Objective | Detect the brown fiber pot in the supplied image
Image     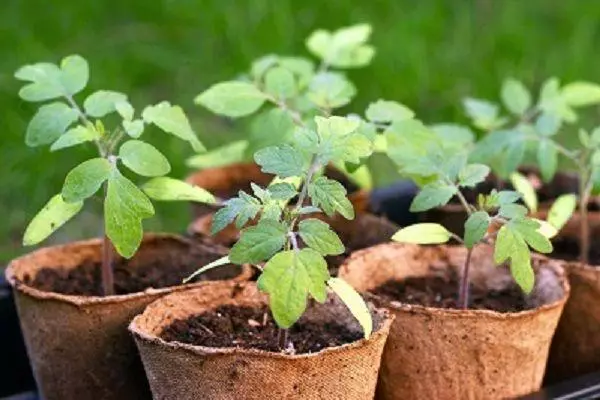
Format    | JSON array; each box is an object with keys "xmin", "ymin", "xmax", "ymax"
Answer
[
  {"xmin": 5, "ymin": 234, "xmax": 252, "ymax": 400},
  {"xmin": 338, "ymin": 243, "xmax": 570, "ymax": 400},
  {"xmin": 130, "ymin": 281, "xmax": 394, "ymax": 400},
  {"xmin": 186, "ymin": 162, "xmax": 371, "ymax": 218}
]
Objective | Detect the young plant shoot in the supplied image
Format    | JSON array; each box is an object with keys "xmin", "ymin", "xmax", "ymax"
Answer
[
  {"xmin": 377, "ymin": 102, "xmax": 557, "ymax": 308},
  {"xmin": 17, "ymin": 55, "xmax": 215, "ymax": 295},
  {"xmin": 465, "ymin": 78, "xmax": 600, "ymax": 263},
  {"xmin": 189, "ymin": 25, "xmax": 377, "ymax": 348}
]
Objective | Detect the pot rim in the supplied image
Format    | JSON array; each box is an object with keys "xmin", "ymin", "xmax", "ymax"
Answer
[
  {"xmin": 341, "ymin": 243, "xmax": 571, "ymax": 321},
  {"xmin": 128, "ymin": 283, "xmax": 395, "ymax": 361},
  {"xmin": 5, "ymin": 233, "xmax": 252, "ymax": 308}
]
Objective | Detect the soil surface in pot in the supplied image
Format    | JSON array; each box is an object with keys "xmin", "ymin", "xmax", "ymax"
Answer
[
  {"xmin": 160, "ymin": 304, "xmax": 362, "ymax": 354},
  {"xmin": 23, "ymin": 258, "xmax": 239, "ymax": 296},
  {"xmin": 372, "ymin": 269, "xmax": 529, "ymax": 312}
]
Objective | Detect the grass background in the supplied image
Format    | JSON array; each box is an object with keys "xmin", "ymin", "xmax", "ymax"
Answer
[{"xmin": 1, "ymin": 0, "xmax": 600, "ymax": 263}]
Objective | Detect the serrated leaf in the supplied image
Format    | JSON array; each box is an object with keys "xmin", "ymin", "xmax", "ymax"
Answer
[
  {"xmin": 264, "ymin": 66, "xmax": 296, "ymax": 99},
  {"xmin": 366, "ymin": 100, "xmax": 414, "ymax": 123},
  {"xmin": 50, "ymin": 125, "xmax": 100, "ymax": 151},
  {"xmin": 211, "ymin": 192, "xmax": 261, "ymax": 234},
  {"xmin": 307, "ymin": 72, "xmax": 356, "ymax": 109},
  {"xmin": 254, "ymin": 144, "xmax": 304, "ymax": 178},
  {"xmin": 392, "ymin": 223, "xmax": 452, "ymax": 244},
  {"xmin": 561, "ymin": 82, "xmax": 600, "ymax": 107},
  {"xmin": 464, "ymin": 211, "xmax": 490, "ymax": 248},
  {"xmin": 547, "ymin": 194, "xmax": 577, "ymax": 230},
  {"xmin": 119, "ymin": 140, "xmax": 170, "ymax": 177},
  {"xmin": 186, "ymin": 140, "xmax": 248, "ymax": 170},
  {"xmin": 501, "ymin": 78, "xmax": 531, "ymax": 115},
  {"xmin": 463, "ymin": 98, "xmax": 500, "ymax": 130},
  {"xmin": 229, "ymin": 219, "xmax": 287, "ymax": 264},
  {"xmin": 537, "ymin": 140, "xmax": 558, "ymax": 183},
  {"xmin": 142, "ymin": 101, "xmax": 205, "ymax": 151},
  {"xmin": 308, "ymin": 176, "xmax": 354, "ymax": 219},
  {"xmin": 23, "ymin": 194, "xmax": 83, "ymax": 246},
  {"xmin": 25, "ymin": 102, "xmax": 78, "ymax": 147},
  {"xmin": 510, "ymin": 172, "xmax": 538, "ymax": 213},
  {"xmin": 267, "ymin": 182, "xmax": 297, "ymax": 201},
  {"xmin": 142, "ymin": 177, "xmax": 215, "ymax": 204},
  {"xmin": 410, "ymin": 183, "xmax": 457, "ymax": 212},
  {"xmin": 123, "ymin": 119, "xmax": 144, "ymax": 139},
  {"xmin": 83, "ymin": 90, "xmax": 128, "ymax": 118},
  {"xmin": 258, "ymin": 249, "xmax": 330, "ymax": 328},
  {"xmin": 195, "ymin": 81, "xmax": 267, "ymax": 118},
  {"xmin": 458, "ymin": 164, "xmax": 490, "ymax": 188},
  {"xmin": 298, "ymin": 218, "xmax": 344, "ymax": 256},
  {"xmin": 104, "ymin": 171, "xmax": 154, "ymax": 258},
  {"xmin": 62, "ymin": 158, "xmax": 112, "ymax": 202},
  {"xmin": 535, "ymin": 113, "xmax": 561, "ymax": 137},
  {"xmin": 315, "ymin": 115, "xmax": 360, "ymax": 138},
  {"xmin": 494, "ymin": 225, "xmax": 520, "ymax": 264},
  {"xmin": 327, "ymin": 277, "xmax": 372, "ymax": 339}
]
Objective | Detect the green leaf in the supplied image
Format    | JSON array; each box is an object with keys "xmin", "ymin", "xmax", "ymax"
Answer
[
  {"xmin": 501, "ymin": 78, "xmax": 531, "ymax": 115},
  {"xmin": 211, "ymin": 193, "xmax": 261, "ymax": 234},
  {"xmin": 497, "ymin": 140, "xmax": 526, "ymax": 178},
  {"xmin": 392, "ymin": 223, "xmax": 452, "ymax": 244},
  {"xmin": 83, "ymin": 90, "xmax": 128, "ymax": 118},
  {"xmin": 229, "ymin": 220, "xmax": 287, "ymax": 264},
  {"xmin": 510, "ymin": 249, "xmax": 535, "ymax": 294},
  {"xmin": 499, "ymin": 204, "xmax": 528, "ymax": 219},
  {"xmin": 254, "ymin": 144, "xmax": 304, "ymax": 178},
  {"xmin": 308, "ymin": 176, "xmax": 354, "ymax": 219},
  {"xmin": 458, "ymin": 164, "xmax": 490, "ymax": 188},
  {"xmin": 248, "ymin": 108, "xmax": 295, "ymax": 151},
  {"xmin": 62, "ymin": 158, "xmax": 112, "ymax": 202},
  {"xmin": 365, "ymin": 100, "xmax": 414, "ymax": 123},
  {"xmin": 327, "ymin": 277, "xmax": 372, "ymax": 339},
  {"xmin": 50, "ymin": 125, "xmax": 100, "ymax": 151},
  {"xmin": 183, "ymin": 256, "xmax": 230, "ymax": 284},
  {"xmin": 119, "ymin": 140, "xmax": 171, "ymax": 177},
  {"xmin": 497, "ymin": 190, "xmax": 522, "ymax": 206},
  {"xmin": 512, "ymin": 218, "xmax": 553, "ymax": 254},
  {"xmin": 463, "ymin": 98, "xmax": 500, "ymax": 130},
  {"xmin": 279, "ymin": 57, "xmax": 315, "ymax": 87},
  {"xmin": 23, "ymin": 194, "xmax": 83, "ymax": 246},
  {"xmin": 464, "ymin": 211, "xmax": 490, "ymax": 248},
  {"xmin": 267, "ymin": 182, "xmax": 298, "ymax": 201},
  {"xmin": 561, "ymin": 82, "xmax": 600, "ymax": 107},
  {"xmin": 537, "ymin": 140, "xmax": 558, "ymax": 183},
  {"xmin": 142, "ymin": 177, "xmax": 215, "ymax": 204},
  {"xmin": 104, "ymin": 171, "xmax": 155, "ymax": 258},
  {"xmin": 186, "ymin": 140, "xmax": 248, "ymax": 170},
  {"xmin": 510, "ymin": 172, "xmax": 538, "ymax": 213},
  {"xmin": 264, "ymin": 66, "xmax": 296, "ymax": 99},
  {"xmin": 431, "ymin": 124, "xmax": 475, "ymax": 148},
  {"xmin": 307, "ymin": 72, "xmax": 356, "ymax": 109},
  {"xmin": 142, "ymin": 101, "xmax": 205, "ymax": 152},
  {"xmin": 494, "ymin": 225, "xmax": 522, "ymax": 264},
  {"xmin": 547, "ymin": 194, "xmax": 577, "ymax": 230},
  {"xmin": 250, "ymin": 54, "xmax": 279, "ymax": 79},
  {"xmin": 115, "ymin": 100, "xmax": 135, "ymax": 121},
  {"xmin": 59, "ymin": 55, "xmax": 89, "ymax": 95},
  {"xmin": 410, "ymin": 183, "xmax": 457, "ymax": 212},
  {"xmin": 258, "ymin": 249, "xmax": 330, "ymax": 328},
  {"xmin": 535, "ymin": 113, "xmax": 561, "ymax": 137},
  {"xmin": 25, "ymin": 102, "xmax": 78, "ymax": 147},
  {"xmin": 315, "ymin": 115, "xmax": 360, "ymax": 137},
  {"xmin": 298, "ymin": 218, "xmax": 344, "ymax": 256},
  {"xmin": 194, "ymin": 81, "xmax": 267, "ymax": 118},
  {"xmin": 123, "ymin": 119, "xmax": 144, "ymax": 139},
  {"xmin": 306, "ymin": 24, "xmax": 374, "ymax": 68}
]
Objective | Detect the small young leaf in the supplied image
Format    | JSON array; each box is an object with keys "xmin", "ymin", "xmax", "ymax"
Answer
[
  {"xmin": 409, "ymin": 183, "xmax": 457, "ymax": 212},
  {"xmin": 327, "ymin": 277, "xmax": 372, "ymax": 339},
  {"xmin": 123, "ymin": 120, "xmax": 144, "ymax": 139},
  {"xmin": 229, "ymin": 220, "xmax": 287, "ymax": 264},
  {"xmin": 194, "ymin": 81, "xmax": 267, "ymax": 118},
  {"xmin": 511, "ymin": 218, "xmax": 552, "ymax": 253},
  {"xmin": 211, "ymin": 193, "xmax": 261, "ymax": 234},
  {"xmin": 50, "ymin": 125, "xmax": 100, "ymax": 151},
  {"xmin": 547, "ymin": 194, "xmax": 577, "ymax": 230},
  {"xmin": 142, "ymin": 177, "xmax": 216, "ymax": 204},
  {"xmin": 23, "ymin": 194, "xmax": 83, "ymax": 246},
  {"xmin": 306, "ymin": 24, "xmax": 374, "ymax": 68},
  {"xmin": 254, "ymin": 144, "xmax": 304, "ymax": 178},
  {"xmin": 535, "ymin": 113, "xmax": 561, "ymax": 137},
  {"xmin": 119, "ymin": 140, "xmax": 171, "ymax": 177},
  {"xmin": 183, "ymin": 255, "xmax": 231, "ymax": 284},
  {"xmin": 464, "ymin": 211, "xmax": 490, "ymax": 248},
  {"xmin": 62, "ymin": 158, "xmax": 112, "ymax": 202},
  {"xmin": 26, "ymin": 102, "xmax": 78, "ymax": 147},
  {"xmin": 308, "ymin": 176, "xmax": 354, "ymax": 219},
  {"xmin": 501, "ymin": 78, "xmax": 531, "ymax": 115},
  {"xmin": 365, "ymin": 100, "xmax": 414, "ymax": 123},
  {"xmin": 498, "ymin": 203, "xmax": 528, "ymax": 219},
  {"xmin": 298, "ymin": 218, "xmax": 345, "ymax": 256},
  {"xmin": 15, "ymin": 62, "xmax": 63, "ymax": 102},
  {"xmin": 561, "ymin": 82, "xmax": 600, "ymax": 107},
  {"xmin": 307, "ymin": 72, "xmax": 356, "ymax": 109},
  {"xmin": 392, "ymin": 223, "xmax": 452, "ymax": 244},
  {"xmin": 497, "ymin": 190, "xmax": 522, "ymax": 206},
  {"xmin": 250, "ymin": 54, "xmax": 279, "ymax": 79},
  {"xmin": 142, "ymin": 101, "xmax": 205, "ymax": 152},
  {"xmin": 537, "ymin": 140, "xmax": 558, "ymax": 183},
  {"xmin": 267, "ymin": 182, "xmax": 298, "ymax": 201},
  {"xmin": 115, "ymin": 100, "xmax": 135, "ymax": 121},
  {"xmin": 462, "ymin": 98, "xmax": 500, "ymax": 130},
  {"xmin": 59, "ymin": 55, "xmax": 89, "ymax": 95},
  {"xmin": 186, "ymin": 140, "xmax": 248, "ymax": 170},
  {"xmin": 264, "ymin": 66, "xmax": 296, "ymax": 99},
  {"xmin": 534, "ymin": 218, "xmax": 559, "ymax": 239},
  {"xmin": 315, "ymin": 115, "xmax": 360, "ymax": 138},
  {"xmin": 83, "ymin": 90, "xmax": 128, "ymax": 118},
  {"xmin": 510, "ymin": 172, "xmax": 538, "ymax": 213},
  {"xmin": 458, "ymin": 164, "xmax": 490, "ymax": 188}
]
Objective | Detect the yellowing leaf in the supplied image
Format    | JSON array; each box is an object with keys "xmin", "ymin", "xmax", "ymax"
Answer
[
  {"xmin": 327, "ymin": 277, "xmax": 372, "ymax": 339},
  {"xmin": 392, "ymin": 223, "xmax": 452, "ymax": 244}
]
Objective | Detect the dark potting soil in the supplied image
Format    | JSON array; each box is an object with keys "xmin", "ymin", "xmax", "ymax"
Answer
[
  {"xmin": 23, "ymin": 257, "xmax": 238, "ymax": 297},
  {"xmin": 160, "ymin": 304, "xmax": 363, "ymax": 354},
  {"xmin": 372, "ymin": 269, "xmax": 529, "ymax": 313},
  {"xmin": 551, "ymin": 236, "xmax": 600, "ymax": 265}
]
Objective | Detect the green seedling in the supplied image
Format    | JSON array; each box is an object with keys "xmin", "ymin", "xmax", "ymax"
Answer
[
  {"xmin": 188, "ymin": 25, "xmax": 378, "ymax": 349},
  {"xmin": 465, "ymin": 78, "xmax": 600, "ymax": 264},
  {"xmin": 17, "ymin": 55, "xmax": 214, "ymax": 295}
]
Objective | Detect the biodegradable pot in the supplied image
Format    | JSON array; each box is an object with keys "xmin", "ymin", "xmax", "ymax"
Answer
[
  {"xmin": 130, "ymin": 281, "xmax": 394, "ymax": 400},
  {"xmin": 5, "ymin": 234, "xmax": 252, "ymax": 400},
  {"xmin": 339, "ymin": 243, "xmax": 570, "ymax": 400},
  {"xmin": 186, "ymin": 162, "xmax": 370, "ymax": 218}
]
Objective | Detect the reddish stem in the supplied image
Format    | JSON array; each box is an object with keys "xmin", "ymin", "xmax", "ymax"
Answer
[
  {"xmin": 458, "ymin": 248, "xmax": 474, "ymax": 309},
  {"xmin": 101, "ymin": 234, "xmax": 115, "ymax": 296}
]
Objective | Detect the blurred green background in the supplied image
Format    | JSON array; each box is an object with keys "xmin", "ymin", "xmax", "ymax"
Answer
[{"xmin": 2, "ymin": 0, "xmax": 600, "ymax": 263}]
